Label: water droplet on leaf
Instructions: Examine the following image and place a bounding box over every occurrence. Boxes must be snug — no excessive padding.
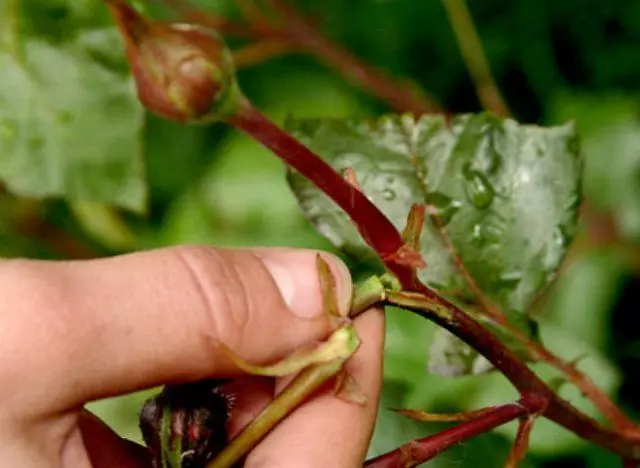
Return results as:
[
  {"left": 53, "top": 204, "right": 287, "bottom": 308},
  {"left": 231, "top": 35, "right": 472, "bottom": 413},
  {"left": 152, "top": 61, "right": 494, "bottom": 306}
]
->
[
  {"left": 381, "top": 189, "right": 396, "bottom": 201},
  {"left": 497, "top": 271, "right": 523, "bottom": 289},
  {"left": 485, "top": 132, "right": 503, "bottom": 174},
  {"left": 554, "top": 225, "right": 572, "bottom": 248},
  {"left": 471, "top": 218, "right": 505, "bottom": 247},
  {"left": 427, "top": 192, "right": 462, "bottom": 225},
  {"left": 463, "top": 167, "right": 494, "bottom": 209},
  {"left": 533, "top": 139, "right": 546, "bottom": 156},
  {"left": 471, "top": 223, "right": 483, "bottom": 247}
]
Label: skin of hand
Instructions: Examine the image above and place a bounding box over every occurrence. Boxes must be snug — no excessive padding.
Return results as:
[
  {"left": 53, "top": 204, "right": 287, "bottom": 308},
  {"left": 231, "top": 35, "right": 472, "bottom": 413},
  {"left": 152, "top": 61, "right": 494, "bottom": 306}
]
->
[{"left": 0, "top": 246, "right": 385, "bottom": 468}]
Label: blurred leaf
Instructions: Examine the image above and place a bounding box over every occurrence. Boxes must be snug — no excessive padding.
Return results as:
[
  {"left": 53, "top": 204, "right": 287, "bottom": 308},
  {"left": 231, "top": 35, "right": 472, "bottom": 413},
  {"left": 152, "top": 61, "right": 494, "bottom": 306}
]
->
[
  {"left": 384, "top": 306, "right": 434, "bottom": 384},
  {"left": 0, "top": 8, "right": 146, "bottom": 212},
  {"left": 74, "top": 27, "right": 130, "bottom": 73},
  {"left": 551, "top": 93, "right": 640, "bottom": 240},
  {"left": 544, "top": 248, "right": 629, "bottom": 349},
  {"left": 287, "top": 113, "right": 582, "bottom": 375},
  {"left": 88, "top": 389, "right": 158, "bottom": 443},
  {"left": 18, "top": 0, "right": 113, "bottom": 40},
  {"left": 144, "top": 115, "right": 221, "bottom": 204},
  {"left": 70, "top": 201, "right": 136, "bottom": 250}
]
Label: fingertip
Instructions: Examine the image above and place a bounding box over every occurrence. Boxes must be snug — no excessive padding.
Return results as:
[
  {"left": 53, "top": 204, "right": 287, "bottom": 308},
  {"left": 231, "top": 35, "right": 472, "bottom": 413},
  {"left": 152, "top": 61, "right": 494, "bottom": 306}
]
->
[{"left": 257, "top": 249, "right": 353, "bottom": 319}]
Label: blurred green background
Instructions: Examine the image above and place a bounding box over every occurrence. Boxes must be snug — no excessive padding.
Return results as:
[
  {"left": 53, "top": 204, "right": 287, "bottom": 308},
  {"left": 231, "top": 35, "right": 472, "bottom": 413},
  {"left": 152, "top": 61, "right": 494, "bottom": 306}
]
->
[{"left": 1, "top": 0, "right": 640, "bottom": 466}]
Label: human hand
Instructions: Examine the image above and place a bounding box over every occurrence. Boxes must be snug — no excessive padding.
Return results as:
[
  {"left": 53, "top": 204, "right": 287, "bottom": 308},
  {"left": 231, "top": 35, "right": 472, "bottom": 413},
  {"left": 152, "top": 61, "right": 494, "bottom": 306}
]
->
[{"left": 0, "top": 246, "right": 384, "bottom": 467}]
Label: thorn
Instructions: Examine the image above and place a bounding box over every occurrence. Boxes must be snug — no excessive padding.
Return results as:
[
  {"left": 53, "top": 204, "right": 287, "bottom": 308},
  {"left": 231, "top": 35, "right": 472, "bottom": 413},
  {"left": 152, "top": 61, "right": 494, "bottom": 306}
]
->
[
  {"left": 343, "top": 167, "right": 363, "bottom": 191},
  {"left": 343, "top": 167, "right": 364, "bottom": 214},
  {"left": 340, "top": 167, "right": 378, "bottom": 249},
  {"left": 402, "top": 203, "right": 426, "bottom": 251},
  {"left": 505, "top": 415, "right": 536, "bottom": 468},
  {"left": 218, "top": 326, "right": 359, "bottom": 377},
  {"left": 568, "top": 353, "right": 588, "bottom": 370},
  {"left": 316, "top": 254, "right": 349, "bottom": 328},
  {"left": 381, "top": 203, "right": 428, "bottom": 269},
  {"left": 382, "top": 243, "right": 426, "bottom": 269},
  {"left": 399, "top": 441, "right": 422, "bottom": 466},
  {"left": 333, "top": 371, "right": 367, "bottom": 405},
  {"left": 391, "top": 406, "right": 495, "bottom": 422}
]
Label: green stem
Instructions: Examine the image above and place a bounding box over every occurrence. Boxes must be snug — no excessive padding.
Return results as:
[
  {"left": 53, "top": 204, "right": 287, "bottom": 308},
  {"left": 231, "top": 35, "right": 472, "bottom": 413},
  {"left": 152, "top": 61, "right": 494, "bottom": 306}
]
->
[
  {"left": 1, "top": 0, "right": 21, "bottom": 58},
  {"left": 207, "top": 358, "right": 345, "bottom": 468},
  {"left": 207, "top": 277, "right": 386, "bottom": 467},
  {"left": 349, "top": 274, "right": 400, "bottom": 318},
  {"left": 442, "top": 0, "right": 510, "bottom": 117}
]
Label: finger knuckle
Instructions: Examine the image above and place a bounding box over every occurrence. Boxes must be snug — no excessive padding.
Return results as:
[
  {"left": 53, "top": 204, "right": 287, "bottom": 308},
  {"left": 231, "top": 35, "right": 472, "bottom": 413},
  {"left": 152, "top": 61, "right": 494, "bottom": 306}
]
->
[{"left": 171, "top": 245, "right": 253, "bottom": 350}]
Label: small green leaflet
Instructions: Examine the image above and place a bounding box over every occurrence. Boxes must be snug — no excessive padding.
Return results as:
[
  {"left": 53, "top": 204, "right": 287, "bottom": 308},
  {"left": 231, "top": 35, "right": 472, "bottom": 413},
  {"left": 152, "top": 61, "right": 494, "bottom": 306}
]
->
[{"left": 286, "top": 113, "right": 582, "bottom": 375}]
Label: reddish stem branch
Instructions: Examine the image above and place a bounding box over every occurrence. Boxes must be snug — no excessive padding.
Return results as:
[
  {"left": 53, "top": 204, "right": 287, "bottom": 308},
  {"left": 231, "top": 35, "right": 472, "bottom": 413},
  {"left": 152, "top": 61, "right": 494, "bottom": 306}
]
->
[
  {"left": 229, "top": 101, "right": 640, "bottom": 460},
  {"left": 232, "top": 39, "right": 298, "bottom": 68},
  {"left": 392, "top": 406, "right": 498, "bottom": 423},
  {"left": 365, "top": 402, "right": 528, "bottom": 467},
  {"left": 420, "top": 131, "right": 635, "bottom": 430},
  {"left": 505, "top": 416, "right": 536, "bottom": 468},
  {"left": 159, "top": 0, "right": 262, "bottom": 38},
  {"left": 171, "top": 0, "right": 639, "bottom": 436},
  {"left": 202, "top": 2, "right": 640, "bottom": 462},
  {"left": 276, "top": 10, "right": 442, "bottom": 115},
  {"left": 433, "top": 210, "right": 636, "bottom": 430},
  {"left": 385, "top": 292, "right": 640, "bottom": 459},
  {"left": 230, "top": 101, "right": 416, "bottom": 286},
  {"left": 529, "top": 331, "right": 636, "bottom": 431},
  {"left": 163, "top": 0, "right": 443, "bottom": 115},
  {"left": 386, "top": 292, "right": 549, "bottom": 396},
  {"left": 544, "top": 398, "right": 640, "bottom": 459}
]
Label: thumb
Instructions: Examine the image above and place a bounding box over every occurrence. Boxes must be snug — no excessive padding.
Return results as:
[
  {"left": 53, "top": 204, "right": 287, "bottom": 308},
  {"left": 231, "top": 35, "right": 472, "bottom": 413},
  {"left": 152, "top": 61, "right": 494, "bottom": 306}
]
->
[{"left": 0, "top": 246, "right": 352, "bottom": 416}]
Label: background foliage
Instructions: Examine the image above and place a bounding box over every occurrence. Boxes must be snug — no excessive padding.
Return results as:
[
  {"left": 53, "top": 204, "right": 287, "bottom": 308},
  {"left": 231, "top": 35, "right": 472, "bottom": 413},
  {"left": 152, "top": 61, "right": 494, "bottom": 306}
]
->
[{"left": 1, "top": 0, "right": 639, "bottom": 466}]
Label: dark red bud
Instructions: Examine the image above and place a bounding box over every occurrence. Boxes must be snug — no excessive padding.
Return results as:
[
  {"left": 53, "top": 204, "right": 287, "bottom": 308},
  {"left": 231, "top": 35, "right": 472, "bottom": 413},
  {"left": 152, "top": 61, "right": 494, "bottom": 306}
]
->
[{"left": 108, "top": 1, "right": 243, "bottom": 122}]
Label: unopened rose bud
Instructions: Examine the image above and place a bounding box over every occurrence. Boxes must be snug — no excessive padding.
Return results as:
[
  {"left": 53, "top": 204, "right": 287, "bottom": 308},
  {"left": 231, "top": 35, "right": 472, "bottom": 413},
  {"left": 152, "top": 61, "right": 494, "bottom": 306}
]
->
[
  {"left": 139, "top": 380, "right": 233, "bottom": 468},
  {"left": 108, "top": 1, "right": 242, "bottom": 122}
]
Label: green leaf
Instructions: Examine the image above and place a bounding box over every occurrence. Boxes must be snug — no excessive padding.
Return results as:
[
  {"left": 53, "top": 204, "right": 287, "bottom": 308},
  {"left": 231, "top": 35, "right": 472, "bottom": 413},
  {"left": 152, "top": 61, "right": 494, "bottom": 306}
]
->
[
  {"left": 0, "top": 10, "right": 146, "bottom": 212},
  {"left": 428, "top": 308, "right": 540, "bottom": 376},
  {"left": 383, "top": 306, "right": 435, "bottom": 384},
  {"left": 287, "top": 113, "right": 582, "bottom": 374}
]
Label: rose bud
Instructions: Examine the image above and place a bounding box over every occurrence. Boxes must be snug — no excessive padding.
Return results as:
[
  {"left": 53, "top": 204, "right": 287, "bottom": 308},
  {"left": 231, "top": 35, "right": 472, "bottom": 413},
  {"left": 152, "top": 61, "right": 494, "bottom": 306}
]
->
[
  {"left": 139, "top": 380, "right": 234, "bottom": 468},
  {"left": 107, "top": 0, "right": 243, "bottom": 123}
]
